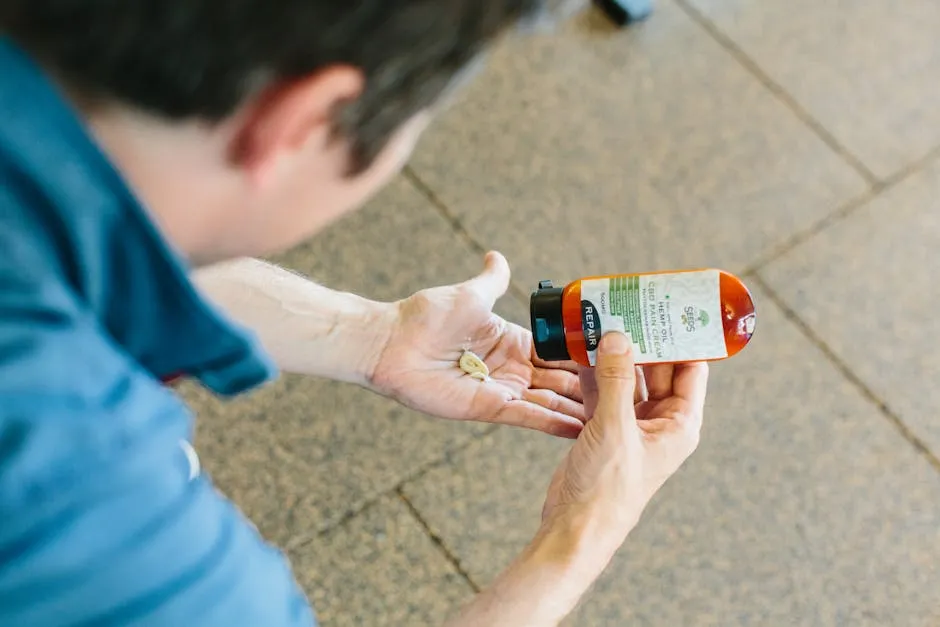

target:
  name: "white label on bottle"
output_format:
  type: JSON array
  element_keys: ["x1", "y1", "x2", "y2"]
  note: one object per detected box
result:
[{"x1": 580, "y1": 270, "x2": 728, "y2": 366}]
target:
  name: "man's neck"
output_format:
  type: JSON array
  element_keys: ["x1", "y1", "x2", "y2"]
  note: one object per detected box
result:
[{"x1": 83, "y1": 104, "x2": 238, "y2": 266}]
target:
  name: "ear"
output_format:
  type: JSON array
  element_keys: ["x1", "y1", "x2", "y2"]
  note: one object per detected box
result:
[{"x1": 230, "y1": 66, "x2": 364, "y2": 186}]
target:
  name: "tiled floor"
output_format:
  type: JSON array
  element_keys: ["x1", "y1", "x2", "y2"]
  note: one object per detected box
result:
[{"x1": 190, "y1": 1, "x2": 940, "y2": 625}]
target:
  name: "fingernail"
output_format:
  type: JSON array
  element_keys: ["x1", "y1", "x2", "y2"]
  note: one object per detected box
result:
[{"x1": 601, "y1": 331, "x2": 632, "y2": 355}]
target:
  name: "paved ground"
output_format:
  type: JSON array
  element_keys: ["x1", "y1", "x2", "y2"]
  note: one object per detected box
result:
[{"x1": 187, "y1": 1, "x2": 940, "y2": 625}]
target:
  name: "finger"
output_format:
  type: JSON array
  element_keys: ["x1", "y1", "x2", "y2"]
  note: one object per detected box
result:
[
  {"x1": 579, "y1": 366, "x2": 599, "y2": 419},
  {"x1": 532, "y1": 356, "x2": 580, "y2": 374},
  {"x1": 644, "y1": 363, "x2": 675, "y2": 401},
  {"x1": 592, "y1": 332, "x2": 638, "y2": 430},
  {"x1": 634, "y1": 366, "x2": 649, "y2": 404},
  {"x1": 671, "y1": 362, "x2": 710, "y2": 411},
  {"x1": 531, "y1": 367, "x2": 583, "y2": 402},
  {"x1": 461, "y1": 251, "x2": 511, "y2": 311},
  {"x1": 657, "y1": 363, "x2": 710, "y2": 439},
  {"x1": 496, "y1": 401, "x2": 584, "y2": 439},
  {"x1": 523, "y1": 388, "x2": 587, "y2": 423}
]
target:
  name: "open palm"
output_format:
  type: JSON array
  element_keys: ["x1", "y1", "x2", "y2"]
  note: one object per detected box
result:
[{"x1": 369, "y1": 252, "x2": 586, "y2": 439}]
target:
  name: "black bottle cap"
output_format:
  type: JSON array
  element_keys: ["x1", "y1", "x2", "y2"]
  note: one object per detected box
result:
[{"x1": 530, "y1": 280, "x2": 570, "y2": 362}]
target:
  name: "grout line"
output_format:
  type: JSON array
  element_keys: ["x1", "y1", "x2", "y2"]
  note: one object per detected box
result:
[
  {"x1": 396, "y1": 487, "x2": 483, "y2": 593},
  {"x1": 402, "y1": 166, "x2": 488, "y2": 257},
  {"x1": 742, "y1": 190, "x2": 877, "y2": 275},
  {"x1": 671, "y1": 0, "x2": 879, "y2": 187},
  {"x1": 744, "y1": 142, "x2": 940, "y2": 275},
  {"x1": 402, "y1": 166, "x2": 532, "y2": 306},
  {"x1": 749, "y1": 274, "x2": 940, "y2": 475},
  {"x1": 284, "y1": 424, "x2": 500, "y2": 550},
  {"x1": 877, "y1": 142, "x2": 940, "y2": 190}
]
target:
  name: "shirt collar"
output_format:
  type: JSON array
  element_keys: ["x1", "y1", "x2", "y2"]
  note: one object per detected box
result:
[{"x1": 0, "y1": 38, "x2": 276, "y2": 396}]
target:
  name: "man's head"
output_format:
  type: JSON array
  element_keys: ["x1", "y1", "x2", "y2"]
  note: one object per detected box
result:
[{"x1": 2, "y1": 0, "x2": 543, "y2": 263}]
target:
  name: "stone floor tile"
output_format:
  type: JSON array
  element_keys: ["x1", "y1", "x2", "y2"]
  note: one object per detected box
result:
[
  {"x1": 761, "y1": 157, "x2": 940, "y2": 456},
  {"x1": 404, "y1": 286, "x2": 940, "y2": 625},
  {"x1": 684, "y1": 0, "x2": 940, "y2": 179},
  {"x1": 272, "y1": 176, "x2": 490, "y2": 303},
  {"x1": 401, "y1": 426, "x2": 566, "y2": 582},
  {"x1": 408, "y1": 2, "x2": 866, "y2": 292},
  {"x1": 189, "y1": 377, "x2": 487, "y2": 545},
  {"x1": 289, "y1": 495, "x2": 475, "y2": 627}
]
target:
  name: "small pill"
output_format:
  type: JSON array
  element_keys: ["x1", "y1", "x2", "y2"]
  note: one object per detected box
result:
[{"x1": 458, "y1": 350, "x2": 490, "y2": 377}]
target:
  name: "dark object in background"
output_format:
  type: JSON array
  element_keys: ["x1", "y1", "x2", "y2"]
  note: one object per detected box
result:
[{"x1": 592, "y1": 0, "x2": 653, "y2": 25}]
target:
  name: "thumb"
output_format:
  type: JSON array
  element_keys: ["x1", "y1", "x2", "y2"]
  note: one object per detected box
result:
[
  {"x1": 592, "y1": 331, "x2": 639, "y2": 429},
  {"x1": 462, "y1": 251, "x2": 511, "y2": 310}
]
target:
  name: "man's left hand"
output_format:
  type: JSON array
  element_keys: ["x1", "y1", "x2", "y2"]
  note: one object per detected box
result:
[{"x1": 369, "y1": 252, "x2": 585, "y2": 438}]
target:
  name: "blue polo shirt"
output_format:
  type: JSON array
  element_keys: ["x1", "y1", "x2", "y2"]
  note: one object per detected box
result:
[{"x1": 0, "y1": 39, "x2": 316, "y2": 626}]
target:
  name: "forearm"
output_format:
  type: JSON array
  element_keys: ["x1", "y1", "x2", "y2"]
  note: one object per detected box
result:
[
  {"x1": 448, "y1": 513, "x2": 622, "y2": 627},
  {"x1": 193, "y1": 257, "x2": 396, "y2": 385}
]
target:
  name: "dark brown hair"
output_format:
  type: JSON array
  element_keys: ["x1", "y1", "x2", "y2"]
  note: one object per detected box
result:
[{"x1": 2, "y1": 0, "x2": 544, "y2": 171}]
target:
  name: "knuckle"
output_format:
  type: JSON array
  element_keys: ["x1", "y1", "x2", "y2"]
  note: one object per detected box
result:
[
  {"x1": 595, "y1": 364, "x2": 636, "y2": 382},
  {"x1": 568, "y1": 377, "x2": 582, "y2": 399}
]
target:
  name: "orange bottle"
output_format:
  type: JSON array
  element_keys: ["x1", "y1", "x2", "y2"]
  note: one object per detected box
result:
[{"x1": 530, "y1": 269, "x2": 756, "y2": 367}]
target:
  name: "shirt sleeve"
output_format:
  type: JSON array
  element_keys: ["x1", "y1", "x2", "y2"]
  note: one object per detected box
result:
[
  {"x1": 0, "y1": 287, "x2": 316, "y2": 626},
  {"x1": 0, "y1": 457, "x2": 318, "y2": 627}
]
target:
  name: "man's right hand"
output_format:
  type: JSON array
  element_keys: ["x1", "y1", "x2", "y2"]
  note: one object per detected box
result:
[
  {"x1": 448, "y1": 331, "x2": 708, "y2": 627},
  {"x1": 540, "y1": 330, "x2": 709, "y2": 560}
]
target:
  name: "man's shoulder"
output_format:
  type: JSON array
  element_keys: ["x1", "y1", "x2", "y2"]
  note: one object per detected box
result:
[
  {"x1": 0, "y1": 267, "x2": 191, "y2": 512},
  {"x1": 0, "y1": 253, "x2": 317, "y2": 627},
  {"x1": 0, "y1": 263, "x2": 140, "y2": 401}
]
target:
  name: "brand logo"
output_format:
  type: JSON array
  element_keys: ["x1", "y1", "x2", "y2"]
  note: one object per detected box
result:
[
  {"x1": 581, "y1": 300, "x2": 601, "y2": 351},
  {"x1": 681, "y1": 306, "x2": 710, "y2": 332}
]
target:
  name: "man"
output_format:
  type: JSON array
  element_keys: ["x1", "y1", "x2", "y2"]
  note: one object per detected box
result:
[{"x1": 0, "y1": 1, "x2": 709, "y2": 625}]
